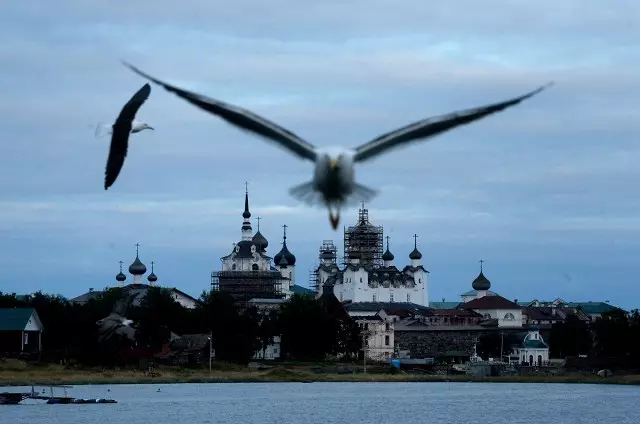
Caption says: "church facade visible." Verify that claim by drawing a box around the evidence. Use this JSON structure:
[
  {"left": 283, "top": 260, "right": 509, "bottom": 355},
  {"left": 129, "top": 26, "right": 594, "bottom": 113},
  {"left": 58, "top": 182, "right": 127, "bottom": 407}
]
[{"left": 313, "top": 206, "right": 429, "bottom": 306}]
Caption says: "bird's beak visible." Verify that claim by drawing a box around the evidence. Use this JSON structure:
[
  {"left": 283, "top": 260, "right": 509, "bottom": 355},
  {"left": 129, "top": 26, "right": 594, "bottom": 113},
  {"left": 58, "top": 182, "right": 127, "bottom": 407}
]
[
  {"left": 329, "top": 159, "right": 337, "bottom": 169},
  {"left": 148, "top": 126, "right": 154, "bottom": 130}
]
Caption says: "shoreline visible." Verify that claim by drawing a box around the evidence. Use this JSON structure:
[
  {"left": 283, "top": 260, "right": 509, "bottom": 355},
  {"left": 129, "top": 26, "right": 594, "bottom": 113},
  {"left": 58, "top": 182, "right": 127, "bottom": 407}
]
[{"left": 1, "top": 368, "right": 639, "bottom": 386}]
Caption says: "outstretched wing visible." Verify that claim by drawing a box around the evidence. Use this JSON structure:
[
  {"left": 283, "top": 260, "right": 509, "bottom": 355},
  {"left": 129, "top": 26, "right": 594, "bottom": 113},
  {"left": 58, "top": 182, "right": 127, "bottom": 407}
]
[
  {"left": 352, "top": 83, "right": 553, "bottom": 163},
  {"left": 104, "top": 83, "right": 152, "bottom": 190},
  {"left": 112, "top": 291, "right": 137, "bottom": 317},
  {"left": 122, "top": 61, "right": 318, "bottom": 162}
]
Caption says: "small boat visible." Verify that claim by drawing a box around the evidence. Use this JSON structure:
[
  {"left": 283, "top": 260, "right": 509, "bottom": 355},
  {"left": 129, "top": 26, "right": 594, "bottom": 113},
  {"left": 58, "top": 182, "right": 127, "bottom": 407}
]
[{"left": 0, "top": 392, "right": 31, "bottom": 405}]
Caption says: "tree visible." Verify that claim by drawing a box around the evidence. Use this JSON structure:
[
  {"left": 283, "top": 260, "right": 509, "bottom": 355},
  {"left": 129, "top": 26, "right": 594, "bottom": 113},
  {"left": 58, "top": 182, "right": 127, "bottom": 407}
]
[
  {"left": 550, "top": 314, "right": 592, "bottom": 358},
  {"left": 257, "top": 309, "right": 279, "bottom": 359}
]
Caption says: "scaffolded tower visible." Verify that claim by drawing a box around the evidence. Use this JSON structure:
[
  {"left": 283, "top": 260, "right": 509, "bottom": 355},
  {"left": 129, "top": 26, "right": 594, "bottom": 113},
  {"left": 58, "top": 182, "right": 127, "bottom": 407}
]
[
  {"left": 343, "top": 204, "right": 383, "bottom": 268},
  {"left": 311, "top": 240, "right": 339, "bottom": 292}
]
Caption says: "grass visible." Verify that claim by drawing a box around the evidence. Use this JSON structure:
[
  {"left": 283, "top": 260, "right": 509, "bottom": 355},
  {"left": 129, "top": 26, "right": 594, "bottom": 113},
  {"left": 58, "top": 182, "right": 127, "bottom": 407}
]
[{"left": 1, "top": 360, "right": 639, "bottom": 386}]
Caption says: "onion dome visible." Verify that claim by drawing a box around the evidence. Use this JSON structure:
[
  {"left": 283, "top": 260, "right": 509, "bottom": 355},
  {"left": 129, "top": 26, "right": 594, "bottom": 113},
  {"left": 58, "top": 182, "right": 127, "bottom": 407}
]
[
  {"left": 278, "top": 255, "right": 288, "bottom": 267},
  {"left": 274, "top": 225, "right": 296, "bottom": 266},
  {"left": 472, "top": 271, "right": 491, "bottom": 291},
  {"left": 252, "top": 231, "right": 268, "bottom": 251},
  {"left": 409, "top": 234, "right": 422, "bottom": 260},
  {"left": 147, "top": 261, "right": 158, "bottom": 283},
  {"left": 116, "top": 272, "right": 126, "bottom": 282},
  {"left": 382, "top": 236, "right": 394, "bottom": 261},
  {"left": 129, "top": 244, "right": 147, "bottom": 275}
]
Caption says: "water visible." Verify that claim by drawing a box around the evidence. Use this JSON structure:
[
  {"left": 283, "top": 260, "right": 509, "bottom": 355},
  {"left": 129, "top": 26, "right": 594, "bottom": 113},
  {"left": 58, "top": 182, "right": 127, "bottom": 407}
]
[{"left": 2, "top": 382, "right": 639, "bottom": 424}]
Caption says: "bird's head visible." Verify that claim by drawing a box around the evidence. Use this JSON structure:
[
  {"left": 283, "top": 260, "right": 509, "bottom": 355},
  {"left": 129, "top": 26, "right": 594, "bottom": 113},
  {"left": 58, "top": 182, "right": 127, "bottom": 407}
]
[
  {"left": 328, "top": 154, "right": 342, "bottom": 170},
  {"left": 143, "top": 123, "right": 154, "bottom": 130}
]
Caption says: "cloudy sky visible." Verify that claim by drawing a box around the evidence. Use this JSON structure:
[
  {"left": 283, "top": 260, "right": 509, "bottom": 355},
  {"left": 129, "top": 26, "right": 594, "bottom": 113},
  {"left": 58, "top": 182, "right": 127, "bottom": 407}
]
[{"left": 1, "top": 1, "right": 639, "bottom": 309}]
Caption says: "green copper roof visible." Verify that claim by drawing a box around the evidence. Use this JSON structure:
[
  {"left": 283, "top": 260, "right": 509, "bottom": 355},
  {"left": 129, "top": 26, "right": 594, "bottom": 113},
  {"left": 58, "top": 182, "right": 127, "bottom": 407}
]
[{"left": 0, "top": 308, "right": 36, "bottom": 331}]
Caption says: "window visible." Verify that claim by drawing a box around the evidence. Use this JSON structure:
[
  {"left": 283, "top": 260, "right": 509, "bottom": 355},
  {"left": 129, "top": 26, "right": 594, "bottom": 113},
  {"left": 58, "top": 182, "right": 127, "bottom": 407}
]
[
  {"left": 418, "top": 279, "right": 421, "bottom": 283},
  {"left": 24, "top": 333, "right": 28, "bottom": 345},
  {"left": 364, "top": 323, "right": 369, "bottom": 331},
  {"left": 273, "top": 348, "right": 278, "bottom": 354},
  {"left": 385, "top": 323, "right": 390, "bottom": 332},
  {"left": 504, "top": 313, "right": 515, "bottom": 321},
  {"left": 372, "top": 294, "right": 377, "bottom": 302},
  {"left": 252, "top": 263, "right": 259, "bottom": 271},
  {"left": 406, "top": 293, "right": 411, "bottom": 302},
  {"left": 385, "top": 335, "right": 390, "bottom": 346},
  {"left": 390, "top": 293, "right": 394, "bottom": 302},
  {"left": 360, "top": 277, "right": 362, "bottom": 282}
]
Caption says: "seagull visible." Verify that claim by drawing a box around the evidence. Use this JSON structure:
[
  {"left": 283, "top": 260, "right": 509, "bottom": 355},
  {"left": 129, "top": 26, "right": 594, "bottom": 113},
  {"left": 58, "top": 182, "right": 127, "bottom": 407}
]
[
  {"left": 104, "top": 83, "right": 154, "bottom": 190},
  {"left": 94, "top": 120, "right": 153, "bottom": 140},
  {"left": 96, "top": 291, "right": 138, "bottom": 343},
  {"left": 123, "top": 61, "right": 552, "bottom": 230}
]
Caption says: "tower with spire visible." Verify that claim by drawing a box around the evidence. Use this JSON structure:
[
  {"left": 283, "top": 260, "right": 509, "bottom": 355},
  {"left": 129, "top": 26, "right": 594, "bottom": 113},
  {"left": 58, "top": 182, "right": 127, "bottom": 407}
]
[{"left": 212, "top": 184, "right": 303, "bottom": 307}]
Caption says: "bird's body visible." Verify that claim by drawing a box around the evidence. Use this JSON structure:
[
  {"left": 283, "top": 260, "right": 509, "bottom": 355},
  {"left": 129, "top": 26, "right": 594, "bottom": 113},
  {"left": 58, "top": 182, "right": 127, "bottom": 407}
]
[
  {"left": 95, "top": 120, "right": 153, "bottom": 139},
  {"left": 123, "top": 61, "right": 552, "bottom": 229},
  {"left": 103, "top": 83, "right": 154, "bottom": 190},
  {"left": 96, "top": 292, "right": 137, "bottom": 343}
]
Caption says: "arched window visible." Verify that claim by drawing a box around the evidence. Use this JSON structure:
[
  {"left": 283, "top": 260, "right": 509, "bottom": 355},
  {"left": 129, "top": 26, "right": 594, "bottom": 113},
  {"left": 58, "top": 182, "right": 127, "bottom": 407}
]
[
  {"left": 504, "top": 313, "right": 515, "bottom": 320},
  {"left": 252, "top": 263, "right": 259, "bottom": 271},
  {"left": 232, "top": 264, "right": 236, "bottom": 270}
]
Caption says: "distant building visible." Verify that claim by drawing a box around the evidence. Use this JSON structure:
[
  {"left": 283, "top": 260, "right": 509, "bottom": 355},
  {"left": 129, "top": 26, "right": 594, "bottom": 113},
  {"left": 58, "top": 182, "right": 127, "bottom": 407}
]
[
  {"left": 313, "top": 206, "right": 429, "bottom": 306},
  {"left": 210, "top": 186, "right": 312, "bottom": 308},
  {"left": 0, "top": 308, "right": 44, "bottom": 357},
  {"left": 511, "top": 327, "right": 550, "bottom": 366},
  {"left": 70, "top": 245, "right": 199, "bottom": 310}
]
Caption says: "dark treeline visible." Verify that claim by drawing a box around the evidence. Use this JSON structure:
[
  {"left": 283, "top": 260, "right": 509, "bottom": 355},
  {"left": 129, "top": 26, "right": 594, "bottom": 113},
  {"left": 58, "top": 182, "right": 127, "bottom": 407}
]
[
  {"left": 476, "top": 308, "right": 640, "bottom": 370},
  {"left": 0, "top": 289, "right": 361, "bottom": 367}
]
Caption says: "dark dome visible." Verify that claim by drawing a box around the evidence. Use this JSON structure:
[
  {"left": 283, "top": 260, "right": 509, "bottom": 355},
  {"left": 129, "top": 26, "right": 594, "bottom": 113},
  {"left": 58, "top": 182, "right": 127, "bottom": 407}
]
[
  {"left": 409, "top": 247, "right": 422, "bottom": 260},
  {"left": 278, "top": 255, "right": 288, "bottom": 267},
  {"left": 147, "top": 272, "right": 157, "bottom": 283},
  {"left": 274, "top": 242, "right": 296, "bottom": 266},
  {"left": 472, "top": 271, "right": 491, "bottom": 290},
  {"left": 382, "top": 248, "right": 394, "bottom": 261},
  {"left": 320, "top": 249, "right": 335, "bottom": 260},
  {"left": 129, "top": 255, "right": 147, "bottom": 275},
  {"left": 252, "top": 231, "right": 268, "bottom": 251},
  {"left": 116, "top": 272, "right": 127, "bottom": 282}
]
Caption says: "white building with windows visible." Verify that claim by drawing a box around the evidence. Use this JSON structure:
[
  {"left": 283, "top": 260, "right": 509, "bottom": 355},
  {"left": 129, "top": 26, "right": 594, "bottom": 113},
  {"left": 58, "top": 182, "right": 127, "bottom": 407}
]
[
  {"left": 351, "top": 310, "right": 395, "bottom": 361},
  {"left": 457, "top": 265, "right": 523, "bottom": 328}
]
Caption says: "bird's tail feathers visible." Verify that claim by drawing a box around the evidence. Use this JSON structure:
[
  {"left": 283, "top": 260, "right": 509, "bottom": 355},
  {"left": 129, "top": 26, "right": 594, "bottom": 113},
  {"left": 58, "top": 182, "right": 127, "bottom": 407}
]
[
  {"left": 343, "top": 183, "right": 378, "bottom": 207},
  {"left": 289, "top": 181, "right": 324, "bottom": 207},
  {"left": 94, "top": 122, "right": 112, "bottom": 139}
]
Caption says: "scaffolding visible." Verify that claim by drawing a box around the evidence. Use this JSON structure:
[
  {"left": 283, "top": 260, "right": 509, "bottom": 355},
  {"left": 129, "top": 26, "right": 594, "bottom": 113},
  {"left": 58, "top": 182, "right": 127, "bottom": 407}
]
[
  {"left": 310, "top": 240, "right": 339, "bottom": 293},
  {"left": 211, "top": 270, "right": 286, "bottom": 309},
  {"left": 343, "top": 205, "right": 384, "bottom": 268}
]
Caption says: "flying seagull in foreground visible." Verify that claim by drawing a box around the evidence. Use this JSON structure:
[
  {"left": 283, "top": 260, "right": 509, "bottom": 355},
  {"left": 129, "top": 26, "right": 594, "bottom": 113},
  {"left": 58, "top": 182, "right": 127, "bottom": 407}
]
[
  {"left": 123, "top": 61, "right": 552, "bottom": 230},
  {"left": 104, "top": 83, "right": 154, "bottom": 190}
]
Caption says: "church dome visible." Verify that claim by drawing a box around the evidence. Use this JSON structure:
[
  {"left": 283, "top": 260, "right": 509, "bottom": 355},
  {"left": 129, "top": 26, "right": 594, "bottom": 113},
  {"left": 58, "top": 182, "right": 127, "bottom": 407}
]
[
  {"left": 252, "top": 231, "right": 268, "bottom": 251},
  {"left": 472, "top": 271, "right": 491, "bottom": 290},
  {"left": 274, "top": 243, "right": 296, "bottom": 266},
  {"left": 409, "top": 247, "right": 422, "bottom": 260},
  {"left": 278, "top": 255, "right": 289, "bottom": 267},
  {"left": 129, "top": 255, "right": 147, "bottom": 275},
  {"left": 116, "top": 272, "right": 126, "bottom": 282},
  {"left": 382, "top": 248, "right": 394, "bottom": 261},
  {"left": 147, "top": 272, "right": 157, "bottom": 283}
]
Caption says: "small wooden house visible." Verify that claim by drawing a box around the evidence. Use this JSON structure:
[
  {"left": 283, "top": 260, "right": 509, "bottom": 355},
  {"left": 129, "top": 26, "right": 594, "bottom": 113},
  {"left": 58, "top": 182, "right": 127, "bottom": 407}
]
[{"left": 0, "top": 308, "right": 44, "bottom": 356}]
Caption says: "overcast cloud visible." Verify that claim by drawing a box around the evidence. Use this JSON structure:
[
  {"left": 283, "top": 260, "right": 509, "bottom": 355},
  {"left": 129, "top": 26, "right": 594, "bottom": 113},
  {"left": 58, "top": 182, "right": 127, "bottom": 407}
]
[{"left": 0, "top": 1, "right": 639, "bottom": 309}]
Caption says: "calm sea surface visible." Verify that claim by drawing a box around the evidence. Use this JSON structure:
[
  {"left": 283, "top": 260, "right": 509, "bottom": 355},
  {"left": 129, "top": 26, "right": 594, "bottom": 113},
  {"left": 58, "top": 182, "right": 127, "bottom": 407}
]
[{"left": 2, "top": 382, "right": 639, "bottom": 424}]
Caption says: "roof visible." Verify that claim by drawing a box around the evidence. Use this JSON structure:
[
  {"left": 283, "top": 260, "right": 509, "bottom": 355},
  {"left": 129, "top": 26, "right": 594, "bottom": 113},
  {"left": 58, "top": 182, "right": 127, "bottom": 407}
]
[
  {"left": 461, "top": 295, "right": 522, "bottom": 310},
  {"left": 0, "top": 308, "right": 41, "bottom": 331},
  {"left": 69, "top": 284, "right": 200, "bottom": 308},
  {"left": 522, "top": 332, "right": 549, "bottom": 349},
  {"left": 566, "top": 302, "right": 623, "bottom": 315},
  {"left": 429, "top": 301, "right": 460, "bottom": 310},
  {"left": 290, "top": 285, "right": 314, "bottom": 295},
  {"left": 461, "top": 289, "right": 498, "bottom": 297},
  {"left": 430, "top": 308, "right": 483, "bottom": 318},
  {"left": 345, "top": 302, "right": 433, "bottom": 318}
]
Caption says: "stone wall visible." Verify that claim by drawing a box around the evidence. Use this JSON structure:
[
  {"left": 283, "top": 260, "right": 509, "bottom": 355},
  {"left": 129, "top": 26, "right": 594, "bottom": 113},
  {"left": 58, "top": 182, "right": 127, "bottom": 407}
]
[{"left": 395, "top": 327, "right": 551, "bottom": 359}]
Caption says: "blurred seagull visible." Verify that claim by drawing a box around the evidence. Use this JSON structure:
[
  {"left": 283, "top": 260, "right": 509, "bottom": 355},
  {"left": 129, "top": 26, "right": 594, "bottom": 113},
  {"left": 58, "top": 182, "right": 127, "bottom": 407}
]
[
  {"left": 123, "top": 61, "right": 552, "bottom": 230},
  {"left": 103, "top": 83, "right": 154, "bottom": 190},
  {"left": 96, "top": 291, "right": 137, "bottom": 343}
]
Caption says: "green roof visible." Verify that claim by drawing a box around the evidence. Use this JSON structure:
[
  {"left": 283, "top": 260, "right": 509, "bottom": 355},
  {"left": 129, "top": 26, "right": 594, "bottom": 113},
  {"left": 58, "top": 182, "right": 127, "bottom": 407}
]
[
  {"left": 523, "top": 339, "right": 548, "bottom": 349},
  {"left": 291, "top": 285, "right": 314, "bottom": 295},
  {"left": 567, "top": 302, "right": 622, "bottom": 315},
  {"left": 0, "top": 308, "right": 36, "bottom": 331},
  {"left": 429, "top": 301, "right": 460, "bottom": 310}
]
